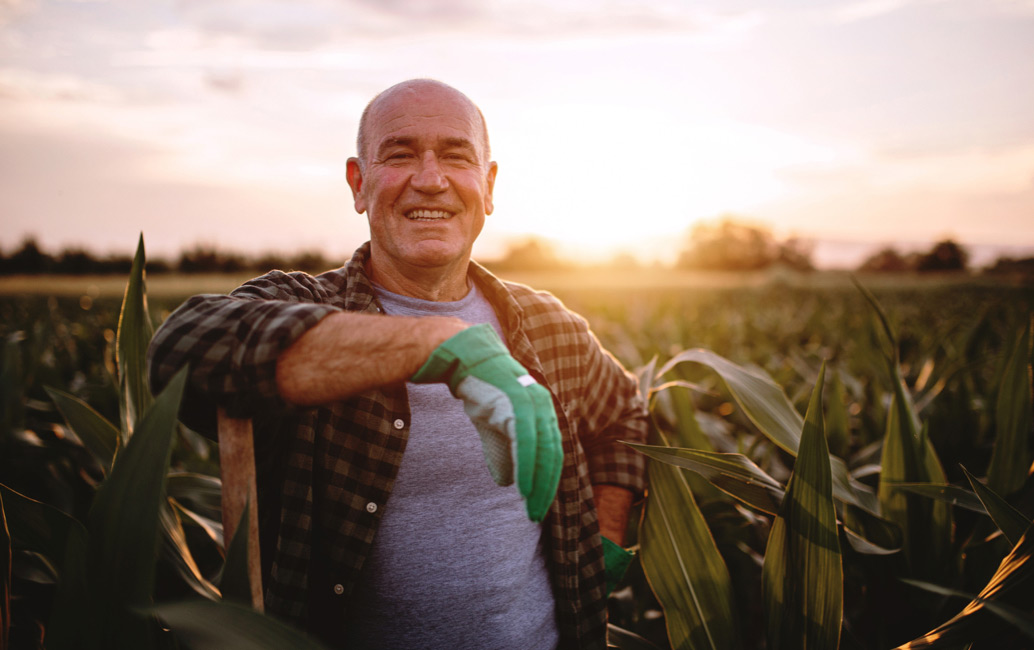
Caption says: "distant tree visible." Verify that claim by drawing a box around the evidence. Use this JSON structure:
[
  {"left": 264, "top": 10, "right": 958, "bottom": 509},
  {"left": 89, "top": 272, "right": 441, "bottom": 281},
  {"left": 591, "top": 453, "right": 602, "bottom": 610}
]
[
  {"left": 3, "top": 238, "right": 54, "bottom": 274},
  {"left": 916, "top": 239, "right": 968, "bottom": 272},
  {"left": 677, "top": 217, "right": 775, "bottom": 270},
  {"left": 487, "top": 238, "right": 571, "bottom": 272},
  {"left": 54, "top": 248, "right": 97, "bottom": 274},
  {"left": 984, "top": 256, "right": 1034, "bottom": 277},
  {"left": 177, "top": 245, "right": 246, "bottom": 274},
  {"left": 858, "top": 247, "right": 913, "bottom": 273},
  {"left": 775, "top": 236, "right": 815, "bottom": 271},
  {"left": 676, "top": 217, "right": 812, "bottom": 271}
]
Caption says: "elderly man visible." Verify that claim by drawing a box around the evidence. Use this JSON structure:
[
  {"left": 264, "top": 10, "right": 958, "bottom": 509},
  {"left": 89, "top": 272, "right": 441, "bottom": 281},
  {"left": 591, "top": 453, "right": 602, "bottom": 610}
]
[{"left": 148, "top": 79, "right": 647, "bottom": 649}]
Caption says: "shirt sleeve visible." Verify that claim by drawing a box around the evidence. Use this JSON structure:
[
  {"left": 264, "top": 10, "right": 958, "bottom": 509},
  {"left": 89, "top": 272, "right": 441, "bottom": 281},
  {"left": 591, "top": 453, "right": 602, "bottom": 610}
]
[
  {"left": 572, "top": 317, "right": 649, "bottom": 498},
  {"left": 146, "top": 270, "right": 341, "bottom": 436}
]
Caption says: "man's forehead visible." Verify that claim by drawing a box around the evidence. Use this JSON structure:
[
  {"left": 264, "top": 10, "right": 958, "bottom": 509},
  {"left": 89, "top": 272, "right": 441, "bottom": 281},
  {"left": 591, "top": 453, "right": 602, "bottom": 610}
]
[{"left": 368, "top": 86, "right": 480, "bottom": 132}]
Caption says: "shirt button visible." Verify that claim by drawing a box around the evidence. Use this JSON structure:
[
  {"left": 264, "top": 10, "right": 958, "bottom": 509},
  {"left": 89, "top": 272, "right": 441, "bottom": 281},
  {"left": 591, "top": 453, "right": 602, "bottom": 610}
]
[
  {"left": 333, "top": 583, "right": 344, "bottom": 595},
  {"left": 366, "top": 502, "right": 378, "bottom": 514},
  {"left": 393, "top": 418, "right": 404, "bottom": 430}
]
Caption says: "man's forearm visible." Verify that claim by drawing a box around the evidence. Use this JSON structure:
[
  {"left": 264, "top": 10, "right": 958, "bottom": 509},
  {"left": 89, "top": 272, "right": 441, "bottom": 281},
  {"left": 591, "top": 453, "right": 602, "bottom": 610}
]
[
  {"left": 276, "top": 311, "right": 468, "bottom": 406},
  {"left": 593, "top": 484, "right": 635, "bottom": 546}
]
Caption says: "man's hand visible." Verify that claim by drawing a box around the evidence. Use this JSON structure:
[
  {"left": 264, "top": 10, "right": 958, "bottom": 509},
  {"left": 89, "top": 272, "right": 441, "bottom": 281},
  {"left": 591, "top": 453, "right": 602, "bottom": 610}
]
[{"left": 411, "top": 323, "right": 563, "bottom": 522}]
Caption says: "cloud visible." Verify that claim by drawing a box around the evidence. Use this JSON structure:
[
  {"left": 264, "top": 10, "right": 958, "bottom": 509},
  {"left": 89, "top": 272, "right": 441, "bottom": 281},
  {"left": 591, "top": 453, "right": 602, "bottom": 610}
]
[{"left": 167, "top": 0, "right": 760, "bottom": 50}]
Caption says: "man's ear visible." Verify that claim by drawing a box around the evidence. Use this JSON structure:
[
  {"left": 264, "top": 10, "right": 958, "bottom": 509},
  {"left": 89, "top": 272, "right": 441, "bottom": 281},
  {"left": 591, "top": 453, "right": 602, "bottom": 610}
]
[
  {"left": 346, "top": 157, "right": 366, "bottom": 213},
  {"left": 484, "top": 161, "right": 498, "bottom": 215}
]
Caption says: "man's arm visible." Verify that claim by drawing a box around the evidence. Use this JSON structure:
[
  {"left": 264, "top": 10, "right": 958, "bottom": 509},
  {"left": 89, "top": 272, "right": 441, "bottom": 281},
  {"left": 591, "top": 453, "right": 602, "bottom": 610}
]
[
  {"left": 276, "top": 311, "right": 467, "bottom": 405},
  {"left": 593, "top": 484, "right": 635, "bottom": 546}
]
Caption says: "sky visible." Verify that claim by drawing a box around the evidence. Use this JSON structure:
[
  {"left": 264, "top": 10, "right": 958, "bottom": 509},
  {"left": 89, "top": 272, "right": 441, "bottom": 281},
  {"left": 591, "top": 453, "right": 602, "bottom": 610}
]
[{"left": 1, "top": 0, "right": 1032, "bottom": 268}]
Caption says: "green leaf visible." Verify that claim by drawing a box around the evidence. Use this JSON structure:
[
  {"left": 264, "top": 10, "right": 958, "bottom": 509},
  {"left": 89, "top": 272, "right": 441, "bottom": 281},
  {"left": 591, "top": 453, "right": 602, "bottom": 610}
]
[
  {"left": 657, "top": 348, "right": 878, "bottom": 515},
  {"left": 900, "top": 579, "right": 1034, "bottom": 642},
  {"left": 894, "top": 522, "right": 1034, "bottom": 649},
  {"left": 160, "top": 500, "right": 220, "bottom": 600},
  {"left": 624, "top": 443, "right": 784, "bottom": 515},
  {"left": 1, "top": 489, "right": 11, "bottom": 650},
  {"left": 987, "top": 323, "right": 1032, "bottom": 497},
  {"left": 826, "top": 369, "right": 851, "bottom": 459},
  {"left": 890, "top": 482, "right": 986, "bottom": 514},
  {"left": 961, "top": 466, "right": 1032, "bottom": 547},
  {"left": 608, "top": 623, "right": 665, "bottom": 649},
  {"left": 221, "top": 497, "right": 255, "bottom": 606},
  {"left": 116, "top": 233, "right": 155, "bottom": 438},
  {"left": 762, "top": 364, "right": 843, "bottom": 650},
  {"left": 86, "top": 366, "right": 187, "bottom": 649},
  {"left": 148, "top": 599, "right": 328, "bottom": 649},
  {"left": 167, "top": 472, "right": 224, "bottom": 523},
  {"left": 0, "top": 484, "right": 91, "bottom": 650},
  {"left": 0, "top": 484, "right": 88, "bottom": 569},
  {"left": 658, "top": 349, "right": 803, "bottom": 455},
  {"left": 860, "top": 278, "right": 954, "bottom": 581},
  {"left": 639, "top": 453, "right": 740, "bottom": 648},
  {"left": 45, "top": 386, "right": 120, "bottom": 473},
  {"left": 878, "top": 395, "right": 954, "bottom": 580}
]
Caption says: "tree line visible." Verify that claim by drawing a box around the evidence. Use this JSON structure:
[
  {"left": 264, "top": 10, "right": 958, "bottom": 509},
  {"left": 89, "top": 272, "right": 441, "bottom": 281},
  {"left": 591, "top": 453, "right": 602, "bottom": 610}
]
[{"left": 3, "top": 220, "right": 1032, "bottom": 276}]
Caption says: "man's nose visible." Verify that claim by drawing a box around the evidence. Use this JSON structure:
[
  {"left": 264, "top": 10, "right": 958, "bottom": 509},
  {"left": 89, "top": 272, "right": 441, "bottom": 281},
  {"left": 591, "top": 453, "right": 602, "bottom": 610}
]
[{"left": 410, "top": 151, "right": 449, "bottom": 193}]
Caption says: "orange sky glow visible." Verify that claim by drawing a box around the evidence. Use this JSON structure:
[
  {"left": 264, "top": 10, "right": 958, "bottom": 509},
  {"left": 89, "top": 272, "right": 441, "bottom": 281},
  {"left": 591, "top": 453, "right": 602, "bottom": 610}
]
[{"left": 1, "top": 0, "right": 1032, "bottom": 269}]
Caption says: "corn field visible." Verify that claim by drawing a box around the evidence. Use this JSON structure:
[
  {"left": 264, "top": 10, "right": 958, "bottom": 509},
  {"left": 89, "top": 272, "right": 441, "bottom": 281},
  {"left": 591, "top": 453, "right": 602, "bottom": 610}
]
[{"left": 1, "top": 236, "right": 1032, "bottom": 649}]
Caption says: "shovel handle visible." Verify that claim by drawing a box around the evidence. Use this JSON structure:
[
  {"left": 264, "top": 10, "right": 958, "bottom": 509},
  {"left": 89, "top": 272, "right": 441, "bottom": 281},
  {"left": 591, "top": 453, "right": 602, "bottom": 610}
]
[{"left": 217, "top": 408, "right": 264, "bottom": 611}]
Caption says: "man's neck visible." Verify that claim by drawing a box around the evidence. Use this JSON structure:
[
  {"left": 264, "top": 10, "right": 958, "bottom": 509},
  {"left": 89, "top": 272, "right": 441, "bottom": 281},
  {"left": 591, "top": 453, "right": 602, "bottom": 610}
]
[{"left": 367, "top": 257, "right": 471, "bottom": 302}]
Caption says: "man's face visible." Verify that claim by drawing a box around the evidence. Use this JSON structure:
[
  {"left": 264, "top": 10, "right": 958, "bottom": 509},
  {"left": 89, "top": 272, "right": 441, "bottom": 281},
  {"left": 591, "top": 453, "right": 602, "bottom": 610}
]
[{"left": 347, "top": 83, "right": 497, "bottom": 280}]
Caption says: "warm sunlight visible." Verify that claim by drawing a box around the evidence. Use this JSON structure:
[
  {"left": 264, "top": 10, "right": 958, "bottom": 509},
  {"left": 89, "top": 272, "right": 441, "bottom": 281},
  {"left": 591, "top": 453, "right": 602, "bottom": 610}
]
[{"left": 489, "top": 102, "right": 838, "bottom": 262}]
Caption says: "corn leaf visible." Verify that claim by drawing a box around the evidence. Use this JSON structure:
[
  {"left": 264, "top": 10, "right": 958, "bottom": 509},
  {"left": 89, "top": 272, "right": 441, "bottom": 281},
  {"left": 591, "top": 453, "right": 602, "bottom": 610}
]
[
  {"left": 762, "top": 365, "right": 843, "bottom": 650},
  {"left": 45, "top": 386, "right": 120, "bottom": 473},
  {"left": 826, "top": 370, "right": 850, "bottom": 459},
  {"left": 0, "top": 484, "right": 91, "bottom": 650},
  {"left": 625, "top": 442, "right": 784, "bottom": 515},
  {"left": 85, "top": 366, "right": 187, "bottom": 649},
  {"left": 899, "top": 579, "right": 1034, "bottom": 643},
  {"left": 148, "top": 599, "right": 328, "bottom": 649},
  {"left": 878, "top": 395, "right": 954, "bottom": 580},
  {"left": 961, "top": 466, "right": 1032, "bottom": 547},
  {"left": 658, "top": 349, "right": 803, "bottom": 454},
  {"left": 890, "top": 482, "right": 985, "bottom": 513},
  {"left": 657, "top": 348, "right": 879, "bottom": 516},
  {"left": 639, "top": 453, "right": 740, "bottom": 648},
  {"left": 167, "top": 472, "right": 224, "bottom": 522},
  {"left": 116, "top": 233, "right": 155, "bottom": 438},
  {"left": 1, "top": 490, "right": 10, "bottom": 650},
  {"left": 987, "top": 323, "right": 1032, "bottom": 497},
  {"left": 608, "top": 623, "right": 665, "bottom": 649},
  {"left": 221, "top": 497, "right": 255, "bottom": 606},
  {"left": 160, "top": 501, "right": 220, "bottom": 600},
  {"left": 895, "top": 522, "right": 1034, "bottom": 649}
]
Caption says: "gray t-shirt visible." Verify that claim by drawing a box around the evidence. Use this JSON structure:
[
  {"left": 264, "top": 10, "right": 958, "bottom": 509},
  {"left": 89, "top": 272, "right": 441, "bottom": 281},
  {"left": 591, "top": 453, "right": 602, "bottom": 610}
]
[{"left": 341, "top": 282, "right": 559, "bottom": 650}]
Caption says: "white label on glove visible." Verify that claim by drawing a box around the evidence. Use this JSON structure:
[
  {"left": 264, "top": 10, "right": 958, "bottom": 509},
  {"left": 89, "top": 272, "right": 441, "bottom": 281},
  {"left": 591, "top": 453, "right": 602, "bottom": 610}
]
[{"left": 517, "top": 374, "right": 537, "bottom": 387}]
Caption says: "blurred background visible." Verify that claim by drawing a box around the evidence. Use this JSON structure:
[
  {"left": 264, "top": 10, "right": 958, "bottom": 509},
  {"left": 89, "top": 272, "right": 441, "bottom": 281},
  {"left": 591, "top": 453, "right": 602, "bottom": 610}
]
[{"left": 1, "top": 0, "right": 1032, "bottom": 272}]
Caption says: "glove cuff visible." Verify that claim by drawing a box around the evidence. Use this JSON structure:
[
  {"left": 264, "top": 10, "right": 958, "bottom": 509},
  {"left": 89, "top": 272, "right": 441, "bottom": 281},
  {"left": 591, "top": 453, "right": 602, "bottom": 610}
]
[{"left": 411, "top": 323, "right": 510, "bottom": 391}]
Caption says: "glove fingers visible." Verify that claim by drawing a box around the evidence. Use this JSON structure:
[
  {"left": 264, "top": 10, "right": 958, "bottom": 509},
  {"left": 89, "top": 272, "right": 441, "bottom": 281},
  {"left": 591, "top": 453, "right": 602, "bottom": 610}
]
[
  {"left": 525, "top": 386, "right": 563, "bottom": 522},
  {"left": 512, "top": 390, "right": 537, "bottom": 501}
]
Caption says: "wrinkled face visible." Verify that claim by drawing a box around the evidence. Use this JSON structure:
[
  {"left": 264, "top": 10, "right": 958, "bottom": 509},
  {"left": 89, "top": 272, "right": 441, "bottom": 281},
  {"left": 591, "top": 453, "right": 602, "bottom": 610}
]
[{"left": 347, "top": 83, "right": 497, "bottom": 280}]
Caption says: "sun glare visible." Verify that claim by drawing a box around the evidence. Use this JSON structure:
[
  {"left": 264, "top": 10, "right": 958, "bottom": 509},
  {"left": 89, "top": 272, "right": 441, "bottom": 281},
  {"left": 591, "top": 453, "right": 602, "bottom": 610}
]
[{"left": 489, "top": 102, "right": 837, "bottom": 262}]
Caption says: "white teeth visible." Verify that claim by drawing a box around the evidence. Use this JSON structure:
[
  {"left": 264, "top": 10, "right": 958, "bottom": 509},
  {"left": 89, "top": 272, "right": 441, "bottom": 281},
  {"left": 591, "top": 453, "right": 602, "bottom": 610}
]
[{"left": 406, "top": 210, "right": 451, "bottom": 220}]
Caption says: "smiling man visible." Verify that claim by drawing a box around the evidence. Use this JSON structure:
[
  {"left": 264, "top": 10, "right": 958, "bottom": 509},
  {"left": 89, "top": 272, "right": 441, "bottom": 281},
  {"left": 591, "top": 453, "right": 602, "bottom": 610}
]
[{"left": 148, "top": 79, "right": 648, "bottom": 650}]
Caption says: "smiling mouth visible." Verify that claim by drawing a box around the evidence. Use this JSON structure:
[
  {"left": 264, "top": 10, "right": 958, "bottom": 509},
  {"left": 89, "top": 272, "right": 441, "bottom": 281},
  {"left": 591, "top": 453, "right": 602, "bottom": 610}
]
[{"left": 405, "top": 209, "right": 453, "bottom": 221}]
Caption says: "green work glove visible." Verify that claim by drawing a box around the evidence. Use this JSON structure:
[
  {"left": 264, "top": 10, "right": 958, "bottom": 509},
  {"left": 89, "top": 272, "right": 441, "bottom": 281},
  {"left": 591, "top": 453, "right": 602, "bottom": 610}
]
[
  {"left": 411, "top": 323, "right": 563, "bottom": 522},
  {"left": 602, "top": 536, "right": 634, "bottom": 596}
]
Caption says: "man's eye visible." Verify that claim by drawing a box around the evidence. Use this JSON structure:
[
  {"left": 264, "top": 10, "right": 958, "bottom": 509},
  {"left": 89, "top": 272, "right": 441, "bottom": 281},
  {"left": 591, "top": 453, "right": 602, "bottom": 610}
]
[{"left": 388, "top": 152, "right": 413, "bottom": 160}]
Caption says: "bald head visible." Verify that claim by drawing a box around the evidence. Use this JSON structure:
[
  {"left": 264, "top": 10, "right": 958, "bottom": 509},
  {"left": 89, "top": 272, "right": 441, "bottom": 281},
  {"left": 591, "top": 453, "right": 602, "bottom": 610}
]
[{"left": 355, "top": 79, "right": 491, "bottom": 169}]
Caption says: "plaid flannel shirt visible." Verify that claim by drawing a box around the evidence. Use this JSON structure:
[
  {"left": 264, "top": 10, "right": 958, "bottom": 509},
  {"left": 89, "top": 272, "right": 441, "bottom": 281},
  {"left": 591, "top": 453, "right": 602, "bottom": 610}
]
[{"left": 148, "top": 242, "right": 648, "bottom": 649}]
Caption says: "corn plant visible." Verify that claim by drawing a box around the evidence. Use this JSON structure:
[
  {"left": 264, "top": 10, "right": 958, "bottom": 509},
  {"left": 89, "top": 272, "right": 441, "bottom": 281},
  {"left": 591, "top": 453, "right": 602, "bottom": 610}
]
[
  {"left": 0, "top": 235, "right": 326, "bottom": 649},
  {"left": 614, "top": 286, "right": 1034, "bottom": 649}
]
